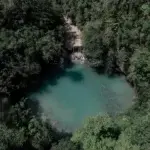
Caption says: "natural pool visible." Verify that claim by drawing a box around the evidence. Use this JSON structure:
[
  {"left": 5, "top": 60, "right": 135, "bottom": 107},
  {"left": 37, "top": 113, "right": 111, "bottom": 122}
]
[{"left": 30, "top": 63, "right": 135, "bottom": 132}]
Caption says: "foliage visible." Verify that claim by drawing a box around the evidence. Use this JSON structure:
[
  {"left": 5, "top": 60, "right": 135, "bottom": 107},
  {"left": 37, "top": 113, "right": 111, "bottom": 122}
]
[
  {"left": 83, "top": 21, "right": 105, "bottom": 68},
  {"left": 0, "top": 26, "right": 64, "bottom": 95},
  {"left": 83, "top": 20, "right": 116, "bottom": 73},
  {"left": 0, "top": 124, "right": 25, "bottom": 150},
  {"left": 51, "top": 138, "right": 81, "bottom": 150},
  {"left": 1, "top": 0, "right": 150, "bottom": 150},
  {"left": 63, "top": 0, "right": 150, "bottom": 149},
  {"left": 0, "top": 99, "right": 64, "bottom": 150},
  {"left": 0, "top": 1, "right": 68, "bottom": 149},
  {"left": 125, "top": 113, "right": 150, "bottom": 150},
  {"left": 128, "top": 48, "right": 150, "bottom": 86},
  {"left": 62, "top": 0, "right": 150, "bottom": 101},
  {"left": 0, "top": 0, "right": 65, "bottom": 96},
  {"left": 72, "top": 115, "right": 139, "bottom": 150},
  {"left": 0, "top": 0, "right": 63, "bottom": 30}
]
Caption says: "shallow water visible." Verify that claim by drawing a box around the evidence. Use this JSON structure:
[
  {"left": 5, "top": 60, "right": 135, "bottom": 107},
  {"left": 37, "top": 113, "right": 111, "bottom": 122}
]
[{"left": 31, "top": 63, "right": 135, "bottom": 132}]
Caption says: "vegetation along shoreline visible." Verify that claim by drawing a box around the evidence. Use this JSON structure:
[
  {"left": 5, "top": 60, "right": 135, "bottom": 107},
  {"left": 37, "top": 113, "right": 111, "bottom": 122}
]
[{"left": 0, "top": 0, "right": 150, "bottom": 150}]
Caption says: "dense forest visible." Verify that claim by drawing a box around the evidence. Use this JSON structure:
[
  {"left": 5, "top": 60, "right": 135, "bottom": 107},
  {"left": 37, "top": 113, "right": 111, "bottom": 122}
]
[
  {"left": 0, "top": 0, "right": 150, "bottom": 150},
  {"left": 0, "top": 0, "right": 75, "bottom": 149}
]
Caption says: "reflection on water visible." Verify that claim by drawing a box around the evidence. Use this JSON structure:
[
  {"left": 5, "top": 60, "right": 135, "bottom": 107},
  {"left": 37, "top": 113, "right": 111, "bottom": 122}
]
[{"left": 30, "top": 63, "right": 135, "bottom": 132}]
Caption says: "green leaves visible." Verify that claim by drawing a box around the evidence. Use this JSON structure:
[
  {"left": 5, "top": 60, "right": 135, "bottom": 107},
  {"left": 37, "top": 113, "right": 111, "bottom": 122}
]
[
  {"left": 36, "top": 30, "right": 63, "bottom": 64},
  {"left": 51, "top": 139, "right": 81, "bottom": 150},
  {"left": 141, "top": 4, "right": 150, "bottom": 15},
  {"left": 0, "top": 124, "right": 26, "bottom": 150},
  {"left": 128, "top": 48, "right": 150, "bottom": 85},
  {"left": 0, "top": 0, "right": 63, "bottom": 30},
  {"left": 72, "top": 115, "right": 139, "bottom": 150},
  {"left": 0, "top": 27, "right": 41, "bottom": 93},
  {"left": 83, "top": 21, "right": 105, "bottom": 67},
  {"left": 2, "top": 99, "right": 56, "bottom": 150},
  {"left": 72, "top": 115, "right": 118, "bottom": 150},
  {"left": 28, "top": 117, "right": 53, "bottom": 150},
  {"left": 0, "top": 0, "right": 65, "bottom": 95},
  {"left": 0, "top": 1, "right": 66, "bottom": 148}
]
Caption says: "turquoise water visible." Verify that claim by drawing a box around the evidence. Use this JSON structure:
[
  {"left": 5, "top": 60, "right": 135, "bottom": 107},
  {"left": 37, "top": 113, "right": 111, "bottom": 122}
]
[{"left": 31, "top": 63, "right": 135, "bottom": 132}]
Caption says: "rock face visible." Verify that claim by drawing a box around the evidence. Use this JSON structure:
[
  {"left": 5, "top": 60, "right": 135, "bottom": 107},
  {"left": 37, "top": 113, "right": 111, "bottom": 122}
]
[
  {"left": 71, "top": 52, "right": 85, "bottom": 64},
  {"left": 64, "top": 16, "right": 84, "bottom": 64},
  {"left": 64, "top": 16, "right": 83, "bottom": 51}
]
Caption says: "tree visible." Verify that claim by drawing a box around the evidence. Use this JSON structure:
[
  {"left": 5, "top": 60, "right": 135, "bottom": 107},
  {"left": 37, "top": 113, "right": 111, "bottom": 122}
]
[
  {"left": 83, "top": 21, "right": 106, "bottom": 68},
  {"left": 72, "top": 115, "right": 139, "bottom": 150},
  {"left": 72, "top": 115, "right": 119, "bottom": 150},
  {"left": 0, "top": 123, "right": 25, "bottom": 150},
  {"left": 4, "top": 99, "right": 57, "bottom": 150},
  {"left": 128, "top": 48, "right": 150, "bottom": 86},
  {"left": 51, "top": 139, "right": 81, "bottom": 150},
  {"left": 0, "top": 0, "right": 65, "bottom": 96}
]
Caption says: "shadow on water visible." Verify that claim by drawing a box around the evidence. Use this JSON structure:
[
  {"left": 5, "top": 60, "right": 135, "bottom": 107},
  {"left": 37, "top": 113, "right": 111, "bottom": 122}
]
[
  {"left": 23, "top": 61, "right": 85, "bottom": 132},
  {"left": 26, "top": 97, "right": 42, "bottom": 116},
  {"left": 66, "top": 70, "right": 84, "bottom": 82},
  {"left": 94, "top": 65, "right": 124, "bottom": 79},
  {"left": 27, "top": 62, "right": 84, "bottom": 95}
]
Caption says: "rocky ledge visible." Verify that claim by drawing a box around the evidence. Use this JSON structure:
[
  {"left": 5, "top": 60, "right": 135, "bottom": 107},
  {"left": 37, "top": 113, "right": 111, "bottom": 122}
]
[{"left": 71, "top": 52, "right": 85, "bottom": 64}]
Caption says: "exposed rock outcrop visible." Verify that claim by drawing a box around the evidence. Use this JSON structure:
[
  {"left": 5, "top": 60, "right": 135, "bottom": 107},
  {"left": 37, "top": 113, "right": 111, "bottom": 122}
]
[
  {"left": 64, "top": 16, "right": 83, "bottom": 51},
  {"left": 71, "top": 52, "right": 85, "bottom": 64}
]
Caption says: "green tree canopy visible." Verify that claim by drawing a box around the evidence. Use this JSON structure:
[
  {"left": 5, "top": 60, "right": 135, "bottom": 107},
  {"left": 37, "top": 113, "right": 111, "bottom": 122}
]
[{"left": 72, "top": 115, "right": 139, "bottom": 150}]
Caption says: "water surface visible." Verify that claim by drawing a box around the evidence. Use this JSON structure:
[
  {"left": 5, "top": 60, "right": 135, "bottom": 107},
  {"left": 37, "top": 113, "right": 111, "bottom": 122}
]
[{"left": 31, "top": 63, "right": 135, "bottom": 132}]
